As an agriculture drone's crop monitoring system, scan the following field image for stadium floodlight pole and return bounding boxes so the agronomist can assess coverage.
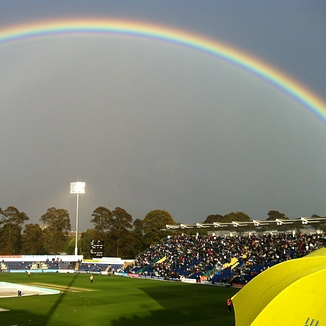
[70,181,86,256]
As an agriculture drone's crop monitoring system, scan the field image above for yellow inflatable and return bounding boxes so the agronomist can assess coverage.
[232,248,326,325]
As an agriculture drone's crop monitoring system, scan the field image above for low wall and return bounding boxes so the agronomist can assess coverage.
[0,255,83,262]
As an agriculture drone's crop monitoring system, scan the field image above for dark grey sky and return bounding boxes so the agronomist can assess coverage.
[0,1,325,230]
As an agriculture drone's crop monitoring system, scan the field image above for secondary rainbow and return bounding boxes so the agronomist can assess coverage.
[0,18,325,121]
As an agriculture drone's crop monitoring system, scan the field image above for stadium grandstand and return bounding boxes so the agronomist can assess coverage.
[0,255,125,275]
[122,216,326,286]
[1,216,325,287]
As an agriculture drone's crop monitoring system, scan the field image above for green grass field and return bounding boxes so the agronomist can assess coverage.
[0,273,238,325]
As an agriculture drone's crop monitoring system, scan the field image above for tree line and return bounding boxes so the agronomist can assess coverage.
[0,206,323,258]
[0,206,176,258]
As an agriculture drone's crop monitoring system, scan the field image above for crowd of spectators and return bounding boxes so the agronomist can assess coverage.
[125,232,326,284]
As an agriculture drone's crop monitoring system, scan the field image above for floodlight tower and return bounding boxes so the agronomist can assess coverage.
[70,181,86,256]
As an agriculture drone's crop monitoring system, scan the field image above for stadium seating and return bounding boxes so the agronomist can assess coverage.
[125,232,326,285]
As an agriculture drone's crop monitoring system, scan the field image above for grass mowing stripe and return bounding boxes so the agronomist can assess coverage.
[25,282,95,292]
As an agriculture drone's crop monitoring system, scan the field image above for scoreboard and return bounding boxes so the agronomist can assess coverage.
[90,240,104,258]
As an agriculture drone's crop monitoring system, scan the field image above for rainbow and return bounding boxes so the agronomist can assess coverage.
[0,18,325,121]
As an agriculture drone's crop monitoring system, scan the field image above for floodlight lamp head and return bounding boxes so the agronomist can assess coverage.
[70,181,86,194]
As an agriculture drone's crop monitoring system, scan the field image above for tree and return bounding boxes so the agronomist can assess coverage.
[267,210,288,221]
[111,207,133,231]
[91,206,112,232]
[66,238,76,255]
[0,224,21,254]
[108,207,133,257]
[21,224,45,254]
[90,206,135,258]
[0,206,29,254]
[203,214,225,223]
[224,212,252,222]
[131,218,146,255]
[1,206,29,226]
[40,207,71,254]
[40,207,71,232]
[109,227,135,258]
[266,210,290,232]
[142,210,176,246]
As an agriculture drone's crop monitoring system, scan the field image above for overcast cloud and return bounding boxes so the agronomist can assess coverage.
[0,1,325,230]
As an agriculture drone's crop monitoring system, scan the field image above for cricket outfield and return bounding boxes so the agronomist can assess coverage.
[0,272,238,325]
